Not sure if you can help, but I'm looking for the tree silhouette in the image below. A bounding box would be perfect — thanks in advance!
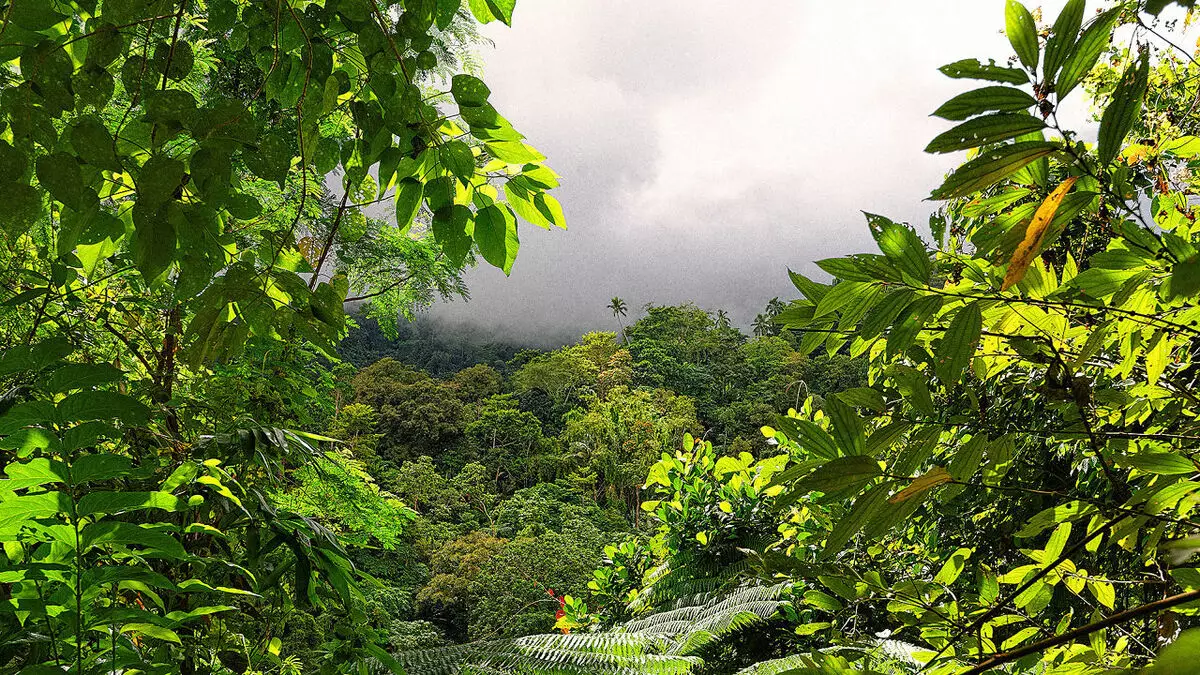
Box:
[751,313,773,337]
[608,297,629,345]
[715,309,731,330]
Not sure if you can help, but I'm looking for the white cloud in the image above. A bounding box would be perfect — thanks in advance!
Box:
[427,0,1095,343]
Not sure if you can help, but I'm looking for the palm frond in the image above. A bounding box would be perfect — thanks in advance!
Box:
[393,582,787,674]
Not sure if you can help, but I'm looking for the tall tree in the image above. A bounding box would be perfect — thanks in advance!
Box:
[608,296,629,344]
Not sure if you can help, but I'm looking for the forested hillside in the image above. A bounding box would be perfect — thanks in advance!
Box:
[7,0,1200,674]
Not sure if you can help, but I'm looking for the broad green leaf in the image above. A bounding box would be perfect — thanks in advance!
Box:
[776,417,840,461]
[886,295,942,358]
[1087,579,1115,610]
[1043,0,1085,81]
[803,589,843,612]
[821,481,894,559]
[1144,629,1200,674]
[451,74,492,107]
[439,140,475,181]
[824,396,866,456]
[787,455,881,496]
[1115,453,1196,475]
[77,491,185,517]
[934,548,972,585]
[431,205,474,266]
[1056,8,1122,99]
[864,213,929,281]
[836,388,886,414]
[47,363,123,393]
[81,521,187,558]
[1005,1,1039,70]
[925,113,1046,154]
[468,0,515,25]
[933,86,1037,121]
[936,302,982,384]
[939,58,1029,84]
[474,204,519,274]
[71,453,136,484]
[947,435,988,482]
[58,391,150,425]
[1097,50,1150,165]
[930,141,1058,200]
[120,623,182,644]
[394,178,424,232]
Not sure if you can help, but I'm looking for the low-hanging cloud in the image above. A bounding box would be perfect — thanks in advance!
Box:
[424,0,1079,346]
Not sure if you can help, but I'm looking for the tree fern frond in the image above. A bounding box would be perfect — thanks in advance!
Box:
[394,583,785,674]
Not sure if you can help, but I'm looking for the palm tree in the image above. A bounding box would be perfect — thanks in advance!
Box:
[765,297,786,318]
[752,313,772,337]
[715,309,731,329]
[608,296,628,344]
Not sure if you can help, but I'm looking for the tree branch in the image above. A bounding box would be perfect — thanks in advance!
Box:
[960,588,1200,675]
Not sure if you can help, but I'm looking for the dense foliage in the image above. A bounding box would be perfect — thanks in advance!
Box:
[9,0,1200,674]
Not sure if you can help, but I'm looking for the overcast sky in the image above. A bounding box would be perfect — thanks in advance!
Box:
[424,0,1086,345]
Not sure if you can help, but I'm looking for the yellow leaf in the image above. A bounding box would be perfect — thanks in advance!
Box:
[890,466,953,504]
[1002,177,1078,291]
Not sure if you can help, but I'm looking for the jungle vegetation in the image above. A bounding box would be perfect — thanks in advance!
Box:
[5,0,1200,674]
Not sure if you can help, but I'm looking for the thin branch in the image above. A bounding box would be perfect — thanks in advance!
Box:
[960,588,1200,675]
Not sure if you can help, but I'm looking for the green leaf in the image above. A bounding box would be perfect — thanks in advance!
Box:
[864,213,929,281]
[776,417,841,460]
[825,395,866,456]
[0,183,46,241]
[947,435,988,482]
[47,363,122,393]
[534,192,566,230]
[886,295,942,358]
[1172,255,1200,298]
[939,58,1029,84]
[1043,0,1085,81]
[821,481,893,559]
[791,455,881,495]
[933,86,1038,121]
[81,521,187,558]
[37,154,91,214]
[486,140,544,164]
[936,302,983,385]
[0,338,73,376]
[1097,50,1150,165]
[1144,629,1200,674]
[1005,1,1039,70]
[504,177,553,229]
[132,204,177,281]
[925,113,1046,154]
[77,491,185,517]
[394,178,424,232]
[58,391,150,425]
[1056,8,1122,99]
[930,141,1058,200]
[451,74,492,107]
[431,205,474,266]
[71,454,136,484]
[120,623,182,644]
[934,548,972,585]
[836,388,886,414]
[467,0,515,25]
[474,204,519,275]
[1114,453,1196,476]
[803,589,843,612]
[439,140,475,181]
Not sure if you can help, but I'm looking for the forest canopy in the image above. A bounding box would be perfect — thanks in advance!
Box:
[7,0,1200,674]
